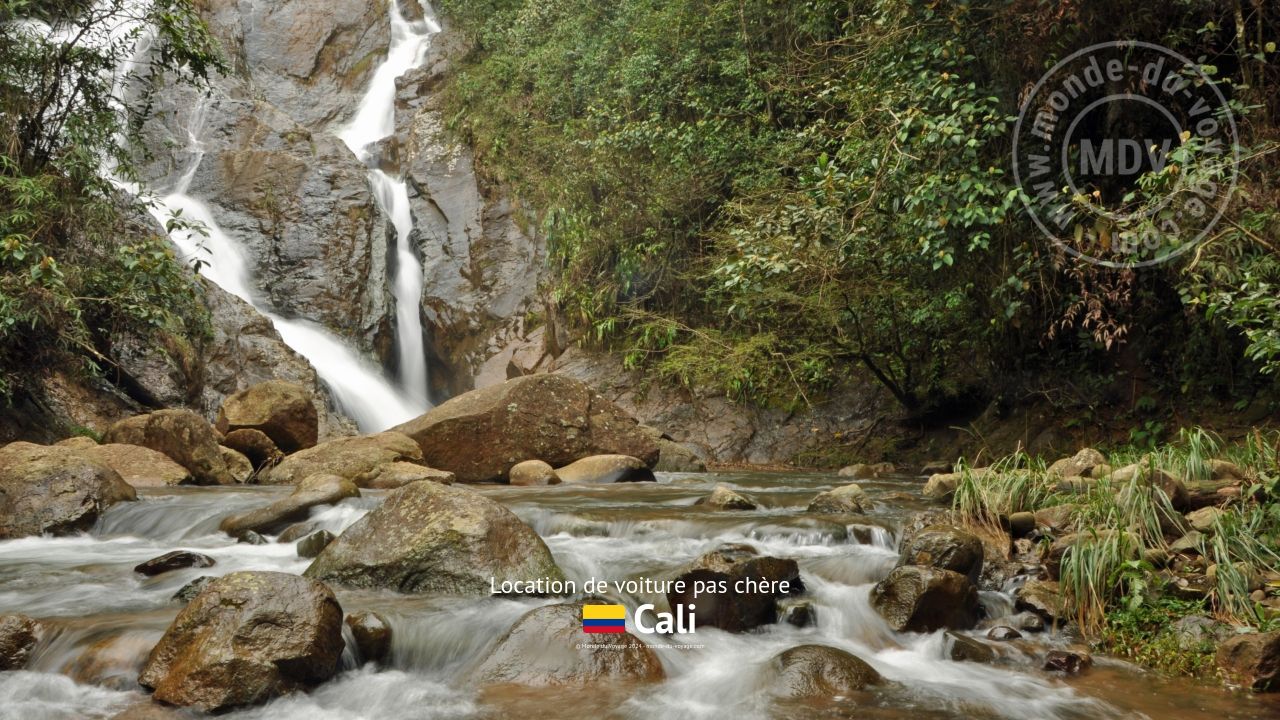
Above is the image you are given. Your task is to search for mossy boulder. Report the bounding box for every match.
[0,442,136,539]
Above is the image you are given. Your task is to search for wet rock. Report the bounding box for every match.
[779,599,816,628]
[1044,648,1092,674]
[345,611,391,665]
[667,545,802,633]
[1009,611,1046,633]
[139,571,344,711]
[987,626,1022,641]
[750,517,851,544]
[135,551,216,577]
[1187,506,1226,533]
[1217,631,1280,691]
[391,375,659,483]
[363,461,456,488]
[897,525,984,585]
[473,602,664,686]
[69,443,193,488]
[838,462,893,479]
[555,454,655,484]
[172,576,215,603]
[0,613,43,670]
[654,438,706,472]
[697,484,758,511]
[1015,579,1065,625]
[239,531,267,545]
[220,446,254,484]
[221,428,284,470]
[0,442,137,539]
[216,380,318,453]
[297,530,335,559]
[305,480,565,594]
[946,632,996,663]
[768,644,882,699]
[869,566,980,633]
[807,483,870,514]
[508,459,560,486]
[277,523,316,543]
[264,431,425,485]
[1047,448,1106,479]
[103,410,233,485]
[220,474,359,539]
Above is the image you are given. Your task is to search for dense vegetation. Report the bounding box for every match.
[0,0,222,400]
[953,429,1280,676]
[438,0,1279,426]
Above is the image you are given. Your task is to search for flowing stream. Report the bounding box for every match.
[2,472,1276,720]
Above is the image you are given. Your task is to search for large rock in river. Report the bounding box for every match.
[219,474,360,539]
[473,602,663,686]
[216,380,318,453]
[392,375,658,483]
[70,443,193,488]
[1217,631,1280,692]
[304,480,565,594]
[897,525,984,585]
[555,454,655,484]
[102,410,233,485]
[768,644,882,699]
[666,544,802,632]
[138,571,343,711]
[0,613,43,670]
[869,566,979,633]
[0,442,136,539]
[263,431,424,485]
[807,483,870,514]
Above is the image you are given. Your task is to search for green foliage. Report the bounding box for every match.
[1101,595,1218,676]
[0,0,224,399]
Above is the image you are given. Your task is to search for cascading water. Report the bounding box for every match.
[337,2,440,409]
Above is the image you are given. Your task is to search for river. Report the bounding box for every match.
[1,471,1277,719]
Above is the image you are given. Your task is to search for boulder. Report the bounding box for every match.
[1111,464,1191,511]
[654,438,706,473]
[138,571,344,711]
[946,632,996,663]
[508,459,561,487]
[362,461,456,489]
[102,410,233,485]
[869,566,979,633]
[838,463,893,479]
[0,442,137,539]
[0,614,43,670]
[220,474,358,539]
[768,644,881,699]
[277,523,317,543]
[1208,459,1246,482]
[220,447,254,484]
[1047,448,1106,478]
[472,602,663,686]
[304,481,565,594]
[1006,511,1036,537]
[922,469,991,501]
[134,551,216,577]
[1044,648,1092,674]
[666,544,802,633]
[807,483,870,514]
[70,443,193,487]
[263,432,424,485]
[987,626,1022,641]
[1187,506,1226,533]
[555,454,655,484]
[897,525,984,585]
[391,375,658,483]
[346,611,391,665]
[1015,579,1065,624]
[215,380,318,453]
[697,484,758,511]
[778,599,817,628]
[54,436,99,450]
[221,428,283,469]
[296,529,335,559]
[172,576,215,603]
[1217,631,1280,691]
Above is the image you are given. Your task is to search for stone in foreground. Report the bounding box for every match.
[138,571,343,711]
[473,602,663,686]
[134,551,216,577]
[897,525,984,585]
[869,566,979,633]
[304,480,565,594]
[666,544,802,632]
[768,644,882,699]
[696,484,758,510]
[219,474,359,538]
[0,442,137,539]
[392,375,658,483]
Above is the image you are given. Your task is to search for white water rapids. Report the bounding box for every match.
[3,472,1272,720]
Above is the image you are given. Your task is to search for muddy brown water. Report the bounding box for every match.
[1,471,1277,719]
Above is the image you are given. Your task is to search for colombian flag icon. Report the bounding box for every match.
[582,604,626,633]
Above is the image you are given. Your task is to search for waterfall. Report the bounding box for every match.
[338,2,440,409]
[140,1,441,430]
